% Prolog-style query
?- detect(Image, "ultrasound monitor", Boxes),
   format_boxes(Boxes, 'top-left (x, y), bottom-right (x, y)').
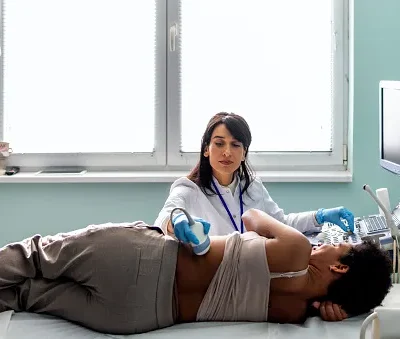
top-left (380, 80), bottom-right (400, 175)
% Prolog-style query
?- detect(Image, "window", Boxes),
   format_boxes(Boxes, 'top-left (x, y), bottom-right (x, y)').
top-left (0, 0), bottom-right (348, 172)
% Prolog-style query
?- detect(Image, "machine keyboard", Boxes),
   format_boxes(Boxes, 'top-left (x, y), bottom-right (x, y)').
top-left (363, 215), bottom-right (388, 233)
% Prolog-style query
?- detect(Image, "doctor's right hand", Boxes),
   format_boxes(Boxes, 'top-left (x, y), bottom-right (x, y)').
top-left (172, 213), bottom-right (211, 244)
top-left (316, 206), bottom-right (355, 232)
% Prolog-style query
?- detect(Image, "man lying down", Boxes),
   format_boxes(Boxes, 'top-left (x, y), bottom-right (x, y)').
top-left (0, 208), bottom-right (392, 335)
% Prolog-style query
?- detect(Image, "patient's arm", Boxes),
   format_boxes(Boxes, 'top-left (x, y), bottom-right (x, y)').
top-left (269, 297), bottom-right (348, 324)
top-left (268, 294), bottom-right (308, 324)
top-left (242, 208), bottom-right (309, 242)
top-left (242, 208), bottom-right (311, 274)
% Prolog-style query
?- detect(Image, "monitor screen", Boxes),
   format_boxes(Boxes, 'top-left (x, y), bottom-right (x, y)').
top-left (380, 81), bottom-right (400, 175)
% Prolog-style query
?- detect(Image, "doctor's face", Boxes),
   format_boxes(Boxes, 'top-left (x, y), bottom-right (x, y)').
top-left (204, 123), bottom-right (246, 185)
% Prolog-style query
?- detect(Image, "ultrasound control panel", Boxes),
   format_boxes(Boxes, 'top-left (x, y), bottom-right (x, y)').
top-left (307, 222), bottom-right (365, 246)
top-left (306, 214), bottom-right (400, 248)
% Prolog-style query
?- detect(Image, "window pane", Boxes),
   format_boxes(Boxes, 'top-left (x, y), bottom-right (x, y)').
top-left (180, 0), bottom-right (333, 152)
top-left (3, 0), bottom-right (156, 153)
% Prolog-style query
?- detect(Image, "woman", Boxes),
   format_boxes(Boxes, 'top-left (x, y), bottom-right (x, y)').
top-left (0, 209), bottom-right (391, 335)
top-left (155, 112), bottom-right (354, 320)
top-left (155, 112), bottom-right (354, 239)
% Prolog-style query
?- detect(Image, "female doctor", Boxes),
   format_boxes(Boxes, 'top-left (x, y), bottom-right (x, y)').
top-left (154, 112), bottom-right (353, 321)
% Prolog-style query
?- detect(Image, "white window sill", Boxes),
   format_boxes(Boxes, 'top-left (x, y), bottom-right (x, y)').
top-left (0, 170), bottom-right (353, 183)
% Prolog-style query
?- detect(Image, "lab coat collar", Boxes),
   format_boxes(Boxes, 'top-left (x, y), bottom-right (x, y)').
top-left (212, 174), bottom-right (240, 195)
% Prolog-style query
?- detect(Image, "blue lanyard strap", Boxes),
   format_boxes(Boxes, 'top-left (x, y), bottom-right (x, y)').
top-left (212, 179), bottom-right (244, 233)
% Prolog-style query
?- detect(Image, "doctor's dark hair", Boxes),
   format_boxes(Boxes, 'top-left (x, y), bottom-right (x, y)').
top-left (188, 112), bottom-right (254, 196)
top-left (324, 240), bottom-right (392, 316)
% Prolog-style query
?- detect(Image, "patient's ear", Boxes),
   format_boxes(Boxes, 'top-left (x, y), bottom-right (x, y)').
top-left (329, 264), bottom-right (349, 274)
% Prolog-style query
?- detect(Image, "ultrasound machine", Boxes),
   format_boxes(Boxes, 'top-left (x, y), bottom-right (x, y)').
top-left (306, 206), bottom-right (400, 249)
top-left (357, 81), bottom-right (400, 339)
top-left (307, 80), bottom-right (400, 284)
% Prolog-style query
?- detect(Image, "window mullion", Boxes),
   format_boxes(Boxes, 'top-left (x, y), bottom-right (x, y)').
top-left (167, 0), bottom-right (189, 167)
top-left (154, 0), bottom-right (168, 166)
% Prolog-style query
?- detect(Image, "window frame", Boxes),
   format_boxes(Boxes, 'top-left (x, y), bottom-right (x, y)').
top-left (0, 0), bottom-right (349, 173)
top-left (0, 0), bottom-right (167, 171)
top-left (167, 0), bottom-right (349, 172)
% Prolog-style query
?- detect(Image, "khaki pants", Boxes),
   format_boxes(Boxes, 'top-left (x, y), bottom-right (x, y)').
top-left (0, 222), bottom-right (179, 334)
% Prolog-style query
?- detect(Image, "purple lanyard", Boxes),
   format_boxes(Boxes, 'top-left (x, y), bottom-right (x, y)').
top-left (212, 179), bottom-right (244, 233)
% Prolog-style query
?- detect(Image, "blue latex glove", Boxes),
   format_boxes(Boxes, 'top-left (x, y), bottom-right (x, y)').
top-left (316, 206), bottom-right (355, 232)
top-left (172, 213), bottom-right (211, 244)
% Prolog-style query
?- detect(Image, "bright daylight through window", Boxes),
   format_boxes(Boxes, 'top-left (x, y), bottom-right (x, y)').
top-left (0, 0), bottom-right (348, 172)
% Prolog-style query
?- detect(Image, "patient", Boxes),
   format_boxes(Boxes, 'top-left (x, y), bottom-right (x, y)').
top-left (0, 208), bottom-right (392, 335)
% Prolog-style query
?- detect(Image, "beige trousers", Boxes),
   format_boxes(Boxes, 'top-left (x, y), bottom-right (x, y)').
top-left (0, 222), bottom-right (179, 334)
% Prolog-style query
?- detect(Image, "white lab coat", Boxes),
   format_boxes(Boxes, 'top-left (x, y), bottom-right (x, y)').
top-left (154, 176), bottom-right (321, 236)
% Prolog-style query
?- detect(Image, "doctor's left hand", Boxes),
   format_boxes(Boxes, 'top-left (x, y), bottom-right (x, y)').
top-left (316, 206), bottom-right (355, 232)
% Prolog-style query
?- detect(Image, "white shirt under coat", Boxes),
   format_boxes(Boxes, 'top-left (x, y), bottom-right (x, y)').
top-left (154, 176), bottom-right (321, 236)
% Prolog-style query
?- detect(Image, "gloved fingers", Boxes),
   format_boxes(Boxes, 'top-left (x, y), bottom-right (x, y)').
top-left (340, 208), bottom-right (355, 232)
top-left (336, 219), bottom-right (348, 232)
top-left (174, 220), bottom-right (191, 243)
top-left (184, 225), bottom-right (200, 245)
top-left (345, 214), bottom-right (355, 232)
top-left (194, 217), bottom-right (211, 235)
top-left (174, 223), bottom-right (190, 243)
top-left (201, 220), bottom-right (211, 234)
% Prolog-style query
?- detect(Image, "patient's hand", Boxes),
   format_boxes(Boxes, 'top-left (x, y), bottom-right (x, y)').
top-left (312, 301), bottom-right (348, 321)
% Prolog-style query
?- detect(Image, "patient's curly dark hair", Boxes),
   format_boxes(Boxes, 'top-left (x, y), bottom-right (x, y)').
top-left (325, 240), bottom-right (393, 316)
